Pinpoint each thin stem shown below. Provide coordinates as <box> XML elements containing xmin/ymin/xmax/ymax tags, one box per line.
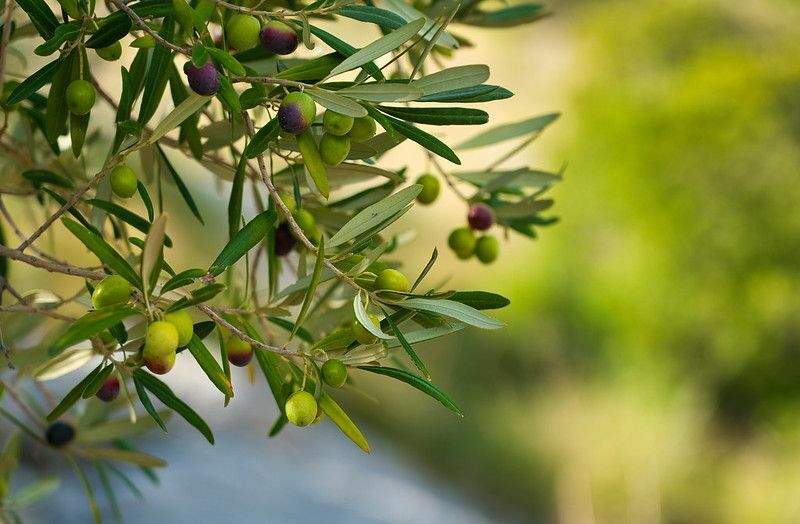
<box><xmin>109</xmin><ymin>0</ymin><xmax>191</xmax><ymax>56</ymax></box>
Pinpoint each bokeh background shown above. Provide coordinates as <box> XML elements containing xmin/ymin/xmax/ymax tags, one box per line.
<box><xmin>5</xmin><ymin>0</ymin><xmax>800</xmax><ymax>522</ymax></box>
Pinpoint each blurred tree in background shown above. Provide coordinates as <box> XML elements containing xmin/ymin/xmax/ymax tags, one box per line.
<box><xmin>353</xmin><ymin>1</ymin><xmax>800</xmax><ymax>522</ymax></box>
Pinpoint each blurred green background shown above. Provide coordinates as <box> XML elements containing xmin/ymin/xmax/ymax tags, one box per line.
<box><xmin>353</xmin><ymin>0</ymin><xmax>800</xmax><ymax>522</ymax></box>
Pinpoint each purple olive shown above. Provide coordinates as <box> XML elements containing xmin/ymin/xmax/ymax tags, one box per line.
<box><xmin>274</xmin><ymin>222</ymin><xmax>297</xmax><ymax>256</ymax></box>
<box><xmin>96</xmin><ymin>376</ymin><xmax>120</xmax><ymax>402</ymax></box>
<box><xmin>277</xmin><ymin>91</ymin><xmax>316</xmax><ymax>135</ymax></box>
<box><xmin>467</xmin><ymin>204</ymin><xmax>494</xmax><ymax>231</ymax></box>
<box><xmin>259</xmin><ymin>21</ymin><xmax>299</xmax><ymax>55</ymax></box>
<box><xmin>184</xmin><ymin>62</ymin><xmax>220</xmax><ymax>96</ymax></box>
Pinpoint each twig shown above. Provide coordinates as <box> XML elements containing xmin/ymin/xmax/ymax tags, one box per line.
<box><xmin>0</xmin><ymin>244</ymin><xmax>106</xmax><ymax>280</ymax></box>
<box><xmin>108</xmin><ymin>0</ymin><xmax>191</xmax><ymax>56</ymax></box>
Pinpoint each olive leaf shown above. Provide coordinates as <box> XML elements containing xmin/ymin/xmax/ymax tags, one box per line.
<box><xmin>148</xmin><ymin>94</ymin><xmax>211</xmax><ymax>145</ymax></box>
<box><xmin>141</xmin><ymin>214</ymin><xmax>168</xmax><ymax>298</ymax></box>
<box><xmin>187</xmin><ymin>335</ymin><xmax>232</xmax><ymax>397</ymax></box>
<box><xmin>353</xmin><ymin>293</ymin><xmax>392</xmax><ymax>340</ymax></box>
<box><xmin>291</xmin><ymin>237</ymin><xmax>325</xmax><ymax>340</ymax></box>
<box><xmin>327</xmin><ymin>18</ymin><xmax>426</xmax><ymax>77</ymax></box>
<box><xmin>358</xmin><ymin>365</ymin><xmax>463</xmax><ymax>416</ymax></box>
<box><xmin>380</xmin><ymin>305</ymin><xmax>430</xmax><ymax>379</ymax></box>
<box><xmin>208</xmin><ymin>209</ymin><xmax>277</xmax><ymax>276</ymax></box>
<box><xmin>448</xmin><ymin>291</ymin><xmax>511</xmax><ymax>310</ymax></box>
<box><xmin>306</xmin><ymin>87</ymin><xmax>368</xmax><ymax>118</ymax></box>
<box><xmin>61</xmin><ymin>217</ymin><xmax>142</xmax><ymax>288</ymax></box>
<box><xmin>49</xmin><ymin>307</ymin><xmax>141</xmax><ymax>357</ymax></box>
<box><xmin>318</xmin><ymin>393</ymin><xmax>370</xmax><ymax>453</ymax></box>
<box><xmin>456</xmin><ymin>112</ymin><xmax>561</xmax><ymax>149</ymax></box>
<box><xmin>398</xmin><ymin>298</ymin><xmax>505</xmax><ymax>329</ymax></box>
<box><xmin>411</xmin><ymin>65</ymin><xmax>490</xmax><ymax>96</ymax></box>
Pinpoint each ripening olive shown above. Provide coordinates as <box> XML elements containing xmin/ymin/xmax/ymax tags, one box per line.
<box><xmin>374</xmin><ymin>268</ymin><xmax>410</xmax><ymax>300</ymax></box>
<box><xmin>448</xmin><ymin>227</ymin><xmax>476</xmax><ymax>259</ymax></box>
<box><xmin>475</xmin><ymin>235</ymin><xmax>499</xmax><ymax>264</ymax></box>
<box><xmin>143</xmin><ymin>321</ymin><xmax>179</xmax><ymax>375</ymax></box>
<box><xmin>415</xmin><ymin>174</ymin><xmax>440</xmax><ymax>205</ymax></box>
<box><xmin>323</xmin><ymin>111</ymin><xmax>354</xmax><ymax>136</ymax></box>
<box><xmin>274</xmin><ymin>222</ymin><xmax>297</xmax><ymax>256</ymax></box>
<box><xmin>292</xmin><ymin>209</ymin><xmax>320</xmax><ymax>242</ymax></box>
<box><xmin>91</xmin><ymin>275</ymin><xmax>132</xmax><ymax>309</ymax></box>
<box><xmin>226</xmin><ymin>336</ymin><xmax>253</xmax><ymax>367</ymax></box>
<box><xmin>95</xmin><ymin>41</ymin><xmax>122</xmax><ymax>61</ymax></box>
<box><xmin>259</xmin><ymin>20</ymin><xmax>299</xmax><ymax>55</ymax></box>
<box><xmin>110</xmin><ymin>164</ymin><xmax>138</xmax><ymax>199</ymax></box>
<box><xmin>352</xmin><ymin>313</ymin><xmax>380</xmax><ymax>345</ymax></box>
<box><xmin>96</xmin><ymin>376</ymin><xmax>120</xmax><ymax>402</ymax></box>
<box><xmin>319</xmin><ymin>133</ymin><xmax>350</xmax><ymax>166</ymax></box>
<box><xmin>184</xmin><ymin>62</ymin><xmax>220</xmax><ymax>96</ymax></box>
<box><xmin>467</xmin><ymin>204</ymin><xmax>494</xmax><ymax>231</ymax></box>
<box><xmin>347</xmin><ymin>116</ymin><xmax>377</xmax><ymax>141</ymax></box>
<box><xmin>321</xmin><ymin>359</ymin><xmax>347</xmax><ymax>388</ymax></box>
<box><xmin>279</xmin><ymin>191</ymin><xmax>296</xmax><ymax>214</ymax></box>
<box><xmin>66</xmin><ymin>79</ymin><xmax>96</xmax><ymax>116</ymax></box>
<box><xmin>226</xmin><ymin>14</ymin><xmax>260</xmax><ymax>51</ymax></box>
<box><xmin>45</xmin><ymin>420</ymin><xmax>75</xmax><ymax>447</ymax></box>
<box><xmin>278</xmin><ymin>91</ymin><xmax>316</xmax><ymax>134</ymax></box>
<box><xmin>164</xmin><ymin>310</ymin><xmax>193</xmax><ymax>347</ymax></box>
<box><xmin>285</xmin><ymin>390</ymin><xmax>318</xmax><ymax>427</ymax></box>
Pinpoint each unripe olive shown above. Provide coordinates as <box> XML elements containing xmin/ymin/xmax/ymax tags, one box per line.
<box><xmin>274</xmin><ymin>222</ymin><xmax>297</xmax><ymax>256</ymax></box>
<box><xmin>467</xmin><ymin>204</ymin><xmax>494</xmax><ymax>231</ymax></box>
<box><xmin>164</xmin><ymin>310</ymin><xmax>193</xmax><ymax>347</ymax></box>
<box><xmin>415</xmin><ymin>174</ymin><xmax>440</xmax><ymax>205</ymax></box>
<box><xmin>352</xmin><ymin>313</ymin><xmax>380</xmax><ymax>345</ymax></box>
<box><xmin>279</xmin><ymin>191</ymin><xmax>296</xmax><ymax>214</ymax></box>
<box><xmin>323</xmin><ymin>110</ymin><xmax>354</xmax><ymax>136</ymax></box>
<box><xmin>347</xmin><ymin>116</ymin><xmax>377</xmax><ymax>141</ymax></box>
<box><xmin>292</xmin><ymin>209</ymin><xmax>320</xmax><ymax>242</ymax></box>
<box><xmin>321</xmin><ymin>359</ymin><xmax>347</xmax><ymax>388</ymax></box>
<box><xmin>96</xmin><ymin>376</ymin><xmax>120</xmax><ymax>402</ymax></box>
<box><xmin>95</xmin><ymin>41</ymin><xmax>122</xmax><ymax>61</ymax></box>
<box><xmin>110</xmin><ymin>164</ymin><xmax>138</xmax><ymax>199</ymax></box>
<box><xmin>374</xmin><ymin>268</ymin><xmax>410</xmax><ymax>300</ymax></box>
<box><xmin>45</xmin><ymin>420</ymin><xmax>75</xmax><ymax>447</ymax></box>
<box><xmin>66</xmin><ymin>79</ymin><xmax>96</xmax><ymax>116</ymax></box>
<box><xmin>143</xmin><ymin>321</ymin><xmax>179</xmax><ymax>375</ymax></box>
<box><xmin>130</xmin><ymin>34</ymin><xmax>156</xmax><ymax>48</ymax></box>
<box><xmin>91</xmin><ymin>275</ymin><xmax>132</xmax><ymax>309</ymax></box>
<box><xmin>226</xmin><ymin>14</ymin><xmax>260</xmax><ymax>51</ymax></box>
<box><xmin>319</xmin><ymin>133</ymin><xmax>350</xmax><ymax>166</ymax></box>
<box><xmin>278</xmin><ymin>91</ymin><xmax>316</xmax><ymax>134</ymax></box>
<box><xmin>448</xmin><ymin>227</ymin><xmax>476</xmax><ymax>259</ymax></box>
<box><xmin>259</xmin><ymin>20</ymin><xmax>299</xmax><ymax>55</ymax></box>
<box><xmin>475</xmin><ymin>235</ymin><xmax>499</xmax><ymax>264</ymax></box>
<box><xmin>184</xmin><ymin>62</ymin><xmax>220</xmax><ymax>96</ymax></box>
<box><xmin>98</xmin><ymin>330</ymin><xmax>117</xmax><ymax>347</ymax></box>
<box><xmin>285</xmin><ymin>391</ymin><xmax>318</xmax><ymax>427</ymax></box>
<box><xmin>226</xmin><ymin>336</ymin><xmax>253</xmax><ymax>367</ymax></box>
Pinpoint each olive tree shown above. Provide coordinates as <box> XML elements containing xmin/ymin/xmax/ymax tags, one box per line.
<box><xmin>0</xmin><ymin>0</ymin><xmax>559</xmax><ymax>519</ymax></box>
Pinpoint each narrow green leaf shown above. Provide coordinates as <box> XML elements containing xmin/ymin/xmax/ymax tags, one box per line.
<box><xmin>354</xmin><ymin>293</ymin><xmax>392</xmax><ymax>340</ymax></box>
<box><xmin>266</xmin><ymin>317</ymin><xmax>313</xmax><ymax>344</ymax></box>
<box><xmin>358</xmin><ymin>365</ymin><xmax>463</xmax><ymax>416</ymax></box>
<box><xmin>138</xmin><ymin>19</ymin><xmax>175</xmax><ymax>126</ymax></box>
<box><xmin>160</xmin><ymin>268</ymin><xmax>205</xmax><ymax>294</ymax></box>
<box><xmin>85</xmin><ymin>12</ymin><xmax>132</xmax><ymax>48</ymax></box>
<box><xmin>309</xmin><ymin>26</ymin><xmax>384</xmax><ymax>80</ymax></box>
<box><xmin>337</xmin><ymin>5</ymin><xmax>406</xmax><ymax>30</ymax></box>
<box><xmin>306</xmin><ymin>87</ymin><xmax>367</xmax><ymax>118</ymax></box>
<box><xmin>141</xmin><ymin>214</ymin><xmax>167</xmax><ymax>298</ymax></box>
<box><xmin>337</xmin><ymin>82</ymin><xmax>423</xmax><ymax>103</ymax></box>
<box><xmin>50</xmin><ymin>307</ymin><xmax>140</xmax><ymax>357</ymax></box>
<box><xmin>377</xmin><ymin>106</ymin><xmax>489</xmax><ymax>125</ymax></box>
<box><xmin>381</xmin><ymin>114</ymin><xmax>461</xmax><ymax>164</ymax></box>
<box><xmin>291</xmin><ymin>238</ymin><xmax>325</xmax><ymax>340</ymax></box>
<box><xmin>133</xmin><ymin>377</ymin><xmax>167</xmax><ymax>432</ymax></box>
<box><xmin>46</xmin><ymin>364</ymin><xmax>103</xmax><ymax>422</ymax></box>
<box><xmin>133</xmin><ymin>369</ymin><xmax>215</xmax><ymax>444</ymax></box>
<box><xmin>80</xmin><ymin>364</ymin><xmax>115</xmax><ymax>399</ymax></box>
<box><xmin>417</xmin><ymin>84</ymin><xmax>513</xmax><ymax>103</ymax></box>
<box><xmin>450</xmin><ymin>168</ymin><xmax>560</xmax><ymax>192</ymax></box>
<box><xmin>16</xmin><ymin>0</ymin><xmax>58</xmax><ymax>39</ymax></box>
<box><xmin>187</xmin><ymin>335</ymin><xmax>233</xmax><ymax>397</ymax></box>
<box><xmin>380</xmin><ymin>308</ymin><xmax>430</xmax><ymax>379</ymax></box>
<box><xmin>318</xmin><ymin>393</ymin><xmax>370</xmax><ymax>453</ymax></box>
<box><xmin>149</xmin><ymin>93</ymin><xmax>211</xmax><ymax>144</ymax></box>
<box><xmin>456</xmin><ymin>112</ymin><xmax>561</xmax><ymax>149</ymax></box>
<box><xmin>329</xmin><ymin>18</ymin><xmax>425</xmax><ymax>77</ymax></box>
<box><xmin>82</xmin><ymin>447</ymin><xmax>167</xmax><ymax>468</ymax></box>
<box><xmin>206</xmin><ymin>47</ymin><xmax>246</xmax><ymax>76</ymax></box>
<box><xmin>244</xmin><ymin>117</ymin><xmax>279</xmax><ymax>158</ymax></box>
<box><xmin>380</xmin><ymin>0</ymin><xmax>459</xmax><ymax>48</ymax></box>
<box><xmin>243</xmin><ymin>321</ymin><xmax>285</xmax><ymax>411</ymax></box>
<box><xmin>273</xmin><ymin>53</ymin><xmax>341</xmax><ymax>82</ymax></box>
<box><xmin>328</xmin><ymin>184</ymin><xmax>421</xmax><ymax>247</ymax></box>
<box><xmin>64</xmin><ymin>455</ymin><xmax>101</xmax><ymax>524</ymax></box>
<box><xmin>156</xmin><ymin>144</ymin><xmax>204</xmax><ymax>224</ymax></box>
<box><xmin>208</xmin><ymin>209</ymin><xmax>277</xmax><ymax>276</ymax></box>
<box><xmin>84</xmin><ymin>199</ymin><xmax>173</xmax><ymax>247</ymax></box>
<box><xmin>411</xmin><ymin>247</ymin><xmax>437</xmax><ymax>291</ymax></box>
<box><xmin>7</xmin><ymin>57</ymin><xmax>63</xmax><ymax>105</ymax></box>
<box><xmin>228</xmin><ymin>156</ymin><xmax>246</xmax><ymax>239</ymax></box>
<box><xmin>411</xmin><ymin>65</ymin><xmax>490</xmax><ymax>97</ymax></box>
<box><xmin>399</xmin><ymin>298</ymin><xmax>504</xmax><ymax>329</ymax></box>
<box><xmin>61</xmin><ymin>217</ymin><xmax>142</xmax><ymax>288</ymax></box>
<box><xmin>22</xmin><ymin>169</ymin><xmax>73</xmax><ymax>188</ymax></box>
<box><xmin>448</xmin><ymin>291</ymin><xmax>510</xmax><ymax>310</ymax></box>
<box><xmin>164</xmin><ymin>283</ymin><xmax>226</xmax><ymax>313</ymax></box>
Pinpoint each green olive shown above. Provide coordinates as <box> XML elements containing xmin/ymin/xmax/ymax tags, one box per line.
<box><xmin>285</xmin><ymin>391</ymin><xmax>318</xmax><ymax>427</ymax></box>
<box><xmin>279</xmin><ymin>191</ymin><xmax>296</xmax><ymax>214</ymax></box>
<box><xmin>374</xmin><ymin>268</ymin><xmax>410</xmax><ymax>300</ymax></box>
<box><xmin>65</xmin><ymin>79</ymin><xmax>96</xmax><ymax>116</ymax></box>
<box><xmin>143</xmin><ymin>321</ymin><xmax>179</xmax><ymax>375</ymax></box>
<box><xmin>448</xmin><ymin>227</ymin><xmax>476</xmax><ymax>259</ymax></box>
<box><xmin>110</xmin><ymin>164</ymin><xmax>138</xmax><ymax>199</ymax></box>
<box><xmin>321</xmin><ymin>359</ymin><xmax>348</xmax><ymax>388</ymax></box>
<box><xmin>475</xmin><ymin>235</ymin><xmax>499</xmax><ymax>264</ymax></box>
<box><xmin>291</xmin><ymin>209</ymin><xmax>320</xmax><ymax>243</ymax></box>
<box><xmin>91</xmin><ymin>275</ymin><xmax>132</xmax><ymax>309</ymax></box>
<box><xmin>347</xmin><ymin>116</ymin><xmax>377</xmax><ymax>141</ymax></box>
<box><xmin>226</xmin><ymin>14</ymin><xmax>261</xmax><ymax>51</ymax></box>
<box><xmin>95</xmin><ymin>42</ymin><xmax>122</xmax><ymax>61</ymax></box>
<box><xmin>319</xmin><ymin>133</ymin><xmax>350</xmax><ymax>166</ymax></box>
<box><xmin>415</xmin><ymin>174</ymin><xmax>440</xmax><ymax>205</ymax></box>
<box><xmin>352</xmin><ymin>313</ymin><xmax>380</xmax><ymax>345</ymax></box>
<box><xmin>323</xmin><ymin>110</ymin><xmax>354</xmax><ymax>136</ymax></box>
<box><xmin>164</xmin><ymin>310</ymin><xmax>193</xmax><ymax>347</ymax></box>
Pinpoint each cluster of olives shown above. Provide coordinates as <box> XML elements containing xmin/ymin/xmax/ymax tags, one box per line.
<box><xmin>184</xmin><ymin>17</ymin><xmax>298</xmax><ymax>97</ymax></box>
<box><xmin>448</xmin><ymin>204</ymin><xmax>500</xmax><ymax>264</ymax></box>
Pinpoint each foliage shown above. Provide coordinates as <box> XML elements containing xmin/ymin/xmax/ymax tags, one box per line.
<box><xmin>0</xmin><ymin>0</ymin><xmax>558</xmax><ymax>520</ymax></box>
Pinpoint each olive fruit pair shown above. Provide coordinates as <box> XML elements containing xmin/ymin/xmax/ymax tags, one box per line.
<box><xmin>110</xmin><ymin>164</ymin><xmax>138</xmax><ymax>199</ymax></box>
<box><xmin>322</xmin><ymin>112</ymin><xmax>376</xmax><ymax>141</ymax></box>
<box><xmin>142</xmin><ymin>311</ymin><xmax>193</xmax><ymax>375</ymax></box>
<box><xmin>448</xmin><ymin>228</ymin><xmax>499</xmax><ymax>263</ymax></box>
<box><xmin>91</xmin><ymin>275</ymin><xmax>132</xmax><ymax>309</ymax></box>
<box><xmin>45</xmin><ymin>420</ymin><xmax>76</xmax><ymax>447</ymax></box>
<box><xmin>285</xmin><ymin>390</ymin><xmax>317</xmax><ymax>427</ymax></box>
<box><xmin>415</xmin><ymin>174</ymin><xmax>440</xmax><ymax>205</ymax></box>
<box><xmin>374</xmin><ymin>269</ymin><xmax>410</xmax><ymax>300</ymax></box>
<box><xmin>225</xmin><ymin>336</ymin><xmax>253</xmax><ymax>367</ymax></box>
<box><xmin>185</xmin><ymin>62</ymin><xmax>220</xmax><ymax>96</ymax></box>
<box><xmin>66</xmin><ymin>79</ymin><xmax>96</xmax><ymax>116</ymax></box>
